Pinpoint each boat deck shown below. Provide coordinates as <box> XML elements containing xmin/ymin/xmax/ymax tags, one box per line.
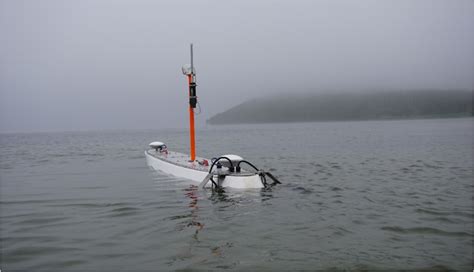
<box><xmin>146</xmin><ymin>149</ymin><xmax>210</xmax><ymax>172</ymax></box>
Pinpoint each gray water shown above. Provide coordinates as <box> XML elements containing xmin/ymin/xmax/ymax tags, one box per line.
<box><xmin>1</xmin><ymin>118</ymin><xmax>473</xmax><ymax>271</ymax></box>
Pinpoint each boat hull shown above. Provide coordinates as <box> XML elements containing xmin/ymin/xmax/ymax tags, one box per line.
<box><xmin>145</xmin><ymin>150</ymin><xmax>264</xmax><ymax>189</ymax></box>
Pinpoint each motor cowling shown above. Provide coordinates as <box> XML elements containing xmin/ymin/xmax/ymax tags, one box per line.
<box><xmin>218</xmin><ymin>154</ymin><xmax>244</xmax><ymax>168</ymax></box>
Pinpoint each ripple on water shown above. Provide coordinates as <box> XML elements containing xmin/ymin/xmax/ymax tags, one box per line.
<box><xmin>15</xmin><ymin>217</ymin><xmax>68</xmax><ymax>226</ymax></box>
<box><xmin>291</xmin><ymin>186</ymin><xmax>313</xmax><ymax>194</ymax></box>
<box><xmin>5</xmin><ymin>246</ymin><xmax>83</xmax><ymax>263</ymax></box>
<box><xmin>415</xmin><ymin>208</ymin><xmax>474</xmax><ymax>219</ymax></box>
<box><xmin>381</xmin><ymin>226</ymin><xmax>473</xmax><ymax>237</ymax></box>
<box><xmin>107</xmin><ymin>207</ymin><xmax>141</xmax><ymax>217</ymax></box>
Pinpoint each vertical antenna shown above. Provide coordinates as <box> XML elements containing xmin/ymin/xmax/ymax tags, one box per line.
<box><xmin>190</xmin><ymin>43</ymin><xmax>194</xmax><ymax>75</ymax></box>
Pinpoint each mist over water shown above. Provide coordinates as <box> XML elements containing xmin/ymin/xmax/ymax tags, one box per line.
<box><xmin>1</xmin><ymin>0</ymin><xmax>474</xmax><ymax>132</ymax></box>
<box><xmin>1</xmin><ymin>118</ymin><xmax>472</xmax><ymax>270</ymax></box>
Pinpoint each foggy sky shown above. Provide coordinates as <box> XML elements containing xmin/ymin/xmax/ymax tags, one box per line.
<box><xmin>1</xmin><ymin>0</ymin><xmax>473</xmax><ymax>133</ymax></box>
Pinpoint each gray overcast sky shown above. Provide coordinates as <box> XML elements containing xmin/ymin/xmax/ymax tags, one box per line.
<box><xmin>1</xmin><ymin>0</ymin><xmax>473</xmax><ymax>132</ymax></box>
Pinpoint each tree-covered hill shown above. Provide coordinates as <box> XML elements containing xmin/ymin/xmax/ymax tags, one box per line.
<box><xmin>207</xmin><ymin>90</ymin><xmax>473</xmax><ymax>125</ymax></box>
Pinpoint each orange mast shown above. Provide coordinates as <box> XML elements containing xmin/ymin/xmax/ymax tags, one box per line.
<box><xmin>185</xmin><ymin>44</ymin><xmax>197</xmax><ymax>161</ymax></box>
<box><xmin>188</xmin><ymin>75</ymin><xmax>196</xmax><ymax>161</ymax></box>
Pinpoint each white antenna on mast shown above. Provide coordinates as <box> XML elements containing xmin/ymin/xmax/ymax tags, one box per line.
<box><xmin>182</xmin><ymin>43</ymin><xmax>196</xmax><ymax>76</ymax></box>
<box><xmin>190</xmin><ymin>43</ymin><xmax>194</xmax><ymax>74</ymax></box>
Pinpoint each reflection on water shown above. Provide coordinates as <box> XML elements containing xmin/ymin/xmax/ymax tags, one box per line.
<box><xmin>183</xmin><ymin>185</ymin><xmax>204</xmax><ymax>238</ymax></box>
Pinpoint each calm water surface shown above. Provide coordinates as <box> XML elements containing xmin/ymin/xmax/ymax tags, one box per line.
<box><xmin>1</xmin><ymin>118</ymin><xmax>473</xmax><ymax>271</ymax></box>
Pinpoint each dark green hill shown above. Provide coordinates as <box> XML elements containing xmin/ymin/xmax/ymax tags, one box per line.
<box><xmin>207</xmin><ymin>90</ymin><xmax>473</xmax><ymax>125</ymax></box>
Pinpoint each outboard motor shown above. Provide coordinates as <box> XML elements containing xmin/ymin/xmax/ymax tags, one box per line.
<box><xmin>201</xmin><ymin>154</ymin><xmax>281</xmax><ymax>190</ymax></box>
<box><xmin>215</xmin><ymin>154</ymin><xmax>243</xmax><ymax>172</ymax></box>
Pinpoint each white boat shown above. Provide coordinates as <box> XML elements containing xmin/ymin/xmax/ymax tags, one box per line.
<box><xmin>145</xmin><ymin>150</ymin><xmax>266</xmax><ymax>189</ymax></box>
<box><xmin>146</xmin><ymin>44</ymin><xmax>280</xmax><ymax>190</ymax></box>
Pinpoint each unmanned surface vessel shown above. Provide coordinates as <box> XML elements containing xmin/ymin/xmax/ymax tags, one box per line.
<box><xmin>145</xmin><ymin>45</ymin><xmax>280</xmax><ymax>189</ymax></box>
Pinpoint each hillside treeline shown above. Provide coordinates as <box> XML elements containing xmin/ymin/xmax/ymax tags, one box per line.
<box><xmin>207</xmin><ymin>90</ymin><xmax>473</xmax><ymax>125</ymax></box>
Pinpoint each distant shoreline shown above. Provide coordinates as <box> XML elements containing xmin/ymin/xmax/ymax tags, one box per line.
<box><xmin>206</xmin><ymin>114</ymin><xmax>473</xmax><ymax>126</ymax></box>
<box><xmin>207</xmin><ymin>90</ymin><xmax>473</xmax><ymax>125</ymax></box>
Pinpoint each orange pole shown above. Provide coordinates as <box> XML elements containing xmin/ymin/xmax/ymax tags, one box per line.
<box><xmin>188</xmin><ymin>74</ymin><xmax>196</xmax><ymax>161</ymax></box>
